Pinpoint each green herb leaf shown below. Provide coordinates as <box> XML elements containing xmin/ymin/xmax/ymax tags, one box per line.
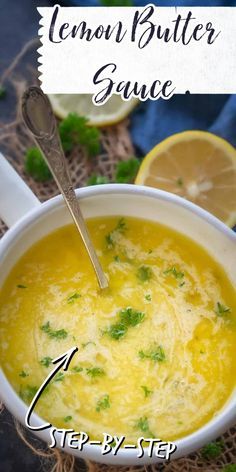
<box><xmin>40</xmin><ymin>321</ymin><xmax>68</xmax><ymax>340</ymax></box>
<box><xmin>25</xmin><ymin>147</ymin><xmax>52</xmax><ymax>182</ymax></box>
<box><xmin>137</xmin><ymin>265</ymin><xmax>153</xmax><ymax>282</ymax></box>
<box><xmin>139</xmin><ymin>345</ymin><xmax>165</xmax><ymax>362</ymax></box>
<box><xmin>141</xmin><ymin>386</ymin><xmax>153</xmax><ymax>398</ymax></box>
<box><xmin>96</xmin><ymin>394</ymin><xmax>110</xmax><ymax>412</ymax></box>
<box><xmin>164</xmin><ymin>266</ymin><xmax>184</xmax><ymax>280</ymax></box>
<box><xmin>145</xmin><ymin>294</ymin><xmax>152</xmax><ymax>301</ymax></box>
<box><xmin>106</xmin><ymin>322</ymin><xmax>128</xmax><ymax>340</ymax></box>
<box><xmin>215</xmin><ymin>302</ymin><xmax>231</xmax><ymax>317</ymax></box>
<box><xmin>0</xmin><ymin>86</ymin><xmax>6</xmax><ymax>99</ymax></box>
<box><xmin>119</xmin><ymin>307</ymin><xmax>145</xmax><ymax>327</ymax></box>
<box><xmin>105</xmin><ymin>218</ymin><xmax>127</xmax><ymax>248</ymax></box>
<box><xmin>136</xmin><ymin>416</ymin><xmax>149</xmax><ymax>432</ymax></box>
<box><xmin>86</xmin><ymin>367</ymin><xmax>105</xmax><ymax>378</ymax></box>
<box><xmin>201</xmin><ymin>441</ymin><xmax>224</xmax><ymax>459</ymax></box>
<box><xmin>17</xmin><ymin>284</ymin><xmax>27</xmax><ymax>289</ymax></box>
<box><xmin>87</xmin><ymin>175</ymin><xmax>109</xmax><ymax>186</ymax></box>
<box><xmin>67</xmin><ymin>292</ymin><xmax>81</xmax><ymax>304</ymax></box>
<box><xmin>19</xmin><ymin>385</ymin><xmax>38</xmax><ymax>403</ymax></box>
<box><xmin>72</xmin><ymin>365</ymin><xmax>83</xmax><ymax>373</ymax></box>
<box><xmin>19</xmin><ymin>370</ymin><xmax>29</xmax><ymax>378</ymax></box>
<box><xmin>106</xmin><ymin>306</ymin><xmax>145</xmax><ymax>340</ymax></box>
<box><xmin>64</xmin><ymin>415</ymin><xmax>72</xmax><ymax>422</ymax></box>
<box><xmin>135</xmin><ymin>416</ymin><xmax>154</xmax><ymax>437</ymax></box>
<box><xmin>59</xmin><ymin>113</ymin><xmax>100</xmax><ymax>156</ymax></box>
<box><xmin>40</xmin><ymin>357</ymin><xmax>53</xmax><ymax>368</ymax></box>
<box><xmin>115</xmin><ymin>158</ymin><xmax>140</xmax><ymax>183</ymax></box>
<box><xmin>54</xmin><ymin>372</ymin><xmax>65</xmax><ymax>382</ymax></box>
<box><xmin>114</xmin><ymin>255</ymin><xmax>121</xmax><ymax>262</ymax></box>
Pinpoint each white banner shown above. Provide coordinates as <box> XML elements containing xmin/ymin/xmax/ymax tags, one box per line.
<box><xmin>38</xmin><ymin>5</ymin><xmax>236</xmax><ymax>104</ymax></box>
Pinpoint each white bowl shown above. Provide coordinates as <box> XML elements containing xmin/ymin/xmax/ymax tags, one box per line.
<box><xmin>0</xmin><ymin>157</ymin><xmax>235</xmax><ymax>465</ymax></box>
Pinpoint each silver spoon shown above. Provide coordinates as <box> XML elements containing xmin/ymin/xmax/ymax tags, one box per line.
<box><xmin>21</xmin><ymin>86</ymin><xmax>108</xmax><ymax>290</ymax></box>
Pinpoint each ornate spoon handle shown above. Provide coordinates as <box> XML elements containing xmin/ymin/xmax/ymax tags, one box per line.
<box><xmin>22</xmin><ymin>86</ymin><xmax>108</xmax><ymax>290</ymax></box>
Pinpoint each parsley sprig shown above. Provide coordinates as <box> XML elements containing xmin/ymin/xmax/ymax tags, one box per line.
<box><xmin>25</xmin><ymin>148</ymin><xmax>52</xmax><ymax>182</ymax></box>
<box><xmin>139</xmin><ymin>345</ymin><xmax>166</xmax><ymax>362</ymax></box>
<box><xmin>96</xmin><ymin>394</ymin><xmax>110</xmax><ymax>412</ymax></box>
<box><xmin>137</xmin><ymin>265</ymin><xmax>153</xmax><ymax>282</ymax></box>
<box><xmin>135</xmin><ymin>416</ymin><xmax>154</xmax><ymax>437</ymax></box>
<box><xmin>86</xmin><ymin>367</ymin><xmax>105</xmax><ymax>378</ymax></box>
<box><xmin>201</xmin><ymin>440</ymin><xmax>224</xmax><ymax>459</ymax></box>
<box><xmin>106</xmin><ymin>307</ymin><xmax>145</xmax><ymax>340</ymax></box>
<box><xmin>40</xmin><ymin>321</ymin><xmax>68</xmax><ymax>340</ymax></box>
<box><xmin>59</xmin><ymin>113</ymin><xmax>100</xmax><ymax>156</ymax></box>
<box><xmin>115</xmin><ymin>158</ymin><xmax>140</xmax><ymax>183</ymax></box>
<box><xmin>40</xmin><ymin>357</ymin><xmax>53</xmax><ymax>368</ymax></box>
<box><xmin>105</xmin><ymin>218</ymin><xmax>127</xmax><ymax>248</ymax></box>
<box><xmin>67</xmin><ymin>292</ymin><xmax>81</xmax><ymax>304</ymax></box>
<box><xmin>141</xmin><ymin>385</ymin><xmax>153</xmax><ymax>398</ymax></box>
<box><xmin>164</xmin><ymin>266</ymin><xmax>184</xmax><ymax>280</ymax></box>
<box><xmin>215</xmin><ymin>302</ymin><xmax>231</xmax><ymax>317</ymax></box>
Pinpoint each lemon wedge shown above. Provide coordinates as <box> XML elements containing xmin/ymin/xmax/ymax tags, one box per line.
<box><xmin>48</xmin><ymin>94</ymin><xmax>138</xmax><ymax>127</ymax></box>
<box><xmin>135</xmin><ymin>130</ymin><xmax>236</xmax><ymax>227</ymax></box>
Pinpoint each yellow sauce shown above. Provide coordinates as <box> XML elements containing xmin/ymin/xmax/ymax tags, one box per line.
<box><xmin>0</xmin><ymin>217</ymin><xmax>235</xmax><ymax>442</ymax></box>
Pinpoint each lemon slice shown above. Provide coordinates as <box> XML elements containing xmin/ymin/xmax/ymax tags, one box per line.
<box><xmin>135</xmin><ymin>130</ymin><xmax>236</xmax><ymax>227</ymax></box>
<box><xmin>48</xmin><ymin>94</ymin><xmax>138</xmax><ymax>127</ymax></box>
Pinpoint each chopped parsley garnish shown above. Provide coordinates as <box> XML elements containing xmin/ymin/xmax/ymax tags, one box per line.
<box><xmin>139</xmin><ymin>345</ymin><xmax>166</xmax><ymax>362</ymax></box>
<box><xmin>64</xmin><ymin>415</ymin><xmax>72</xmax><ymax>422</ymax></box>
<box><xmin>72</xmin><ymin>365</ymin><xmax>83</xmax><ymax>373</ymax></box>
<box><xmin>135</xmin><ymin>416</ymin><xmax>154</xmax><ymax>437</ymax></box>
<box><xmin>87</xmin><ymin>174</ymin><xmax>109</xmax><ymax>186</ymax></box>
<box><xmin>17</xmin><ymin>284</ymin><xmax>27</xmax><ymax>289</ymax></box>
<box><xmin>59</xmin><ymin>113</ymin><xmax>100</xmax><ymax>156</ymax></box>
<box><xmin>105</xmin><ymin>218</ymin><xmax>127</xmax><ymax>248</ymax></box>
<box><xmin>25</xmin><ymin>147</ymin><xmax>52</xmax><ymax>182</ymax></box>
<box><xmin>120</xmin><ymin>307</ymin><xmax>145</xmax><ymax>327</ymax></box>
<box><xmin>19</xmin><ymin>385</ymin><xmax>38</xmax><ymax>402</ymax></box>
<box><xmin>145</xmin><ymin>294</ymin><xmax>152</xmax><ymax>301</ymax></box>
<box><xmin>106</xmin><ymin>322</ymin><xmax>128</xmax><ymax>340</ymax></box>
<box><xmin>54</xmin><ymin>372</ymin><xmax>65</xmax><ymax>382</ymax></box>
<box><xmin>96</xmin><ymin>394</ymin><xmax>110</xmax><ymax>412</ymax></box>
<box><xmin>164</xmin><ymin>266</ymin><xmax>184</xmax><ymax>280</ymax></box>
<box><xmin>19</xmin><ymin>370</ymin><xmax>29</xmax><ymax>378</ymax></box>
<box><xmin>114</xmin><ymin>255</ymin><xmax>121</xmax><ymax>262</ymax></box>
<box><xmin>136</xmin><ymin>416</ymin><xmax>150</xmax><ymax>432</ymax></box>
<box><xmin>137</xmin><ymin>265</ymin><xmax>153</xmax><ymax>282</ymax></box>
<box><xmin>215</xmin><ymin>302</ymin><xmax>231</xmax><ymax>317</ymax></box>
<box><xmin>86</xmin><ymin>367</ymin><xmax>105</xmax><ymax>378</ymax></box>
<box><xmin>106</xmin><ymin>307</ymin><xmax>145</xmax><ymax>340</ymax></box>
<box><xmin>40</xmin><ymin>357</ymin><xmax>53</xmax><ymax>368</ymax></box>
<box><xmin>115</xmin><ymin>158</ymin><xmax>140</xmax><ymax>183</ymax></box>
<box><xmin>40</xmin><ymin>321</ymin><xmax>68</xmax><ymax>340</ymax></box>
<box><xmin>67</xmin><ymin>292</ymin><xmax>81</xmax><ymax>304</ymax></box>
<box><xmin>201</xmin><ymin>440</ymin><xmax>224</xmax><ymax>459</ymax></box>
<box><xmin>141</xmin><ymin>386</ymin><xmax>153</xmax><ymax>398</ymax></box>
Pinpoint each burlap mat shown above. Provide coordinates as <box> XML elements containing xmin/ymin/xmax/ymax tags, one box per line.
<box><xmin>0</xmin><ymin>39</ymin><xmax>235</xmax><ymax>472</ymax></box>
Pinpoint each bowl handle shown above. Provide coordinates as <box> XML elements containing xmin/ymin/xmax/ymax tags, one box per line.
<box><xmin>0</xmin><ymin>152</ymin><xmax>40</xmax><ymax>228</ymax></box>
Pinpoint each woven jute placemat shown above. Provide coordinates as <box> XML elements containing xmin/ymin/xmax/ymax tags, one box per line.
<box><xmin>0</xmin><ymin>40</ymin><xmax>235</xmax><ymax>472</ymax></box>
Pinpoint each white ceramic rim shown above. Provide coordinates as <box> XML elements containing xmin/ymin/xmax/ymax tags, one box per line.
<box><xmin>0</xmin><ymin>183</ymin><xmax>235</xmax><ymax>465</ymax></box>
